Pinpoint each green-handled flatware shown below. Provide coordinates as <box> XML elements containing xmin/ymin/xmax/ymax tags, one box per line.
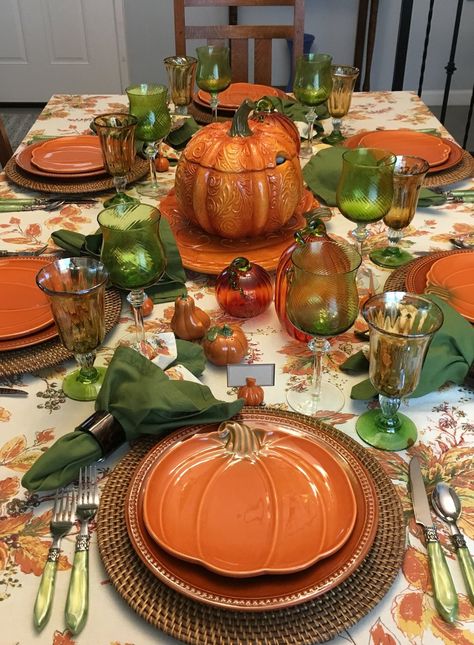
<box><xmin>432</xmin><ymin>482</ymin><xmax>474</xmax><ymax>604</ymax></box>
<box><xmin>34</xmin><ymin>488</ymin><xmax>75</xmax><ymax>630</ymax></box>
<box><xmin>65</xmin><ymin>465</ymin><xmax>99</xmax><ymax>635</ymax></box>
<box><xmin>409</xmin><ymin>457</ymin><xmax>458</xmax><ymax>623</ymax></box>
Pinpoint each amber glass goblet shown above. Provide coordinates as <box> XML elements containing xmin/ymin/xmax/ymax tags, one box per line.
<box><xmin>93</xmin><ymin>113</ymin><xmax>139</xmax><ymax>208</ymax></box>
<box><xmin>356</xmin><ymin>292</ymin><xmax>443</xmax><ymax>450</ymax></box>
<box><xmin>322</xmin><ymin>65</ymin><xmax>359</xmax><ymax>145</ymax></box>
<box><xmin>126</xmin><ymin>83</ymin><xmax>171</xmax><ymax>198</ymax></box>
<box><xmin>98</xmin><ymin>203</ymin><xmax>166</xmax><ymax>355</ymax></box>
<box><xmin>196</xmin><ymin>45</ymin><xmax>231</xmax><ymax>122</ymax></box>
<box><xmin>285</xmin><ymin>239</ymin><xmax>361</xmax><ymax>416</ymax></box>
<box><xmin>36</xmin><ymin>258</ymin><xmax>109</xmax><ymax>401</ymax></box>
<box><xmin>370</xmin><ymin>155</ymin><xmax>429</xmax><ymax>268</ymax></box>
<box><xmin>164</xmin><ymin>55</ymin><xmax>197</xmax><ymax>116</ymax></box>
<box><xmin>293</xmin><ymin>53</ymin><xmax>333</xmax><ymax>158</ymax></box>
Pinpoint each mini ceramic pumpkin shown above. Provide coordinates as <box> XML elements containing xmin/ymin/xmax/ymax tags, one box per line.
<box><xmin>202</xmin><ymin>323</ymin><xmax>248</xmax><ymax>366</ymax></box>
<box><xmin>170</xmin><ymin>295</ymin><xmax>210</xmax><ymax>340</ymax></box>
<box><xmin>175</xmin><ymin>99</ymin><xmax>303</xmax><ymax>239</ymax></box>
<box><xmin>215</xmin><ymin>256</ymin><xmax>273</xmax><ymax>318</ymax></box>
<box><xmin>237</xmin><ymin>377</ymin><xmax>264</xmax><ymax>405</ymax></box>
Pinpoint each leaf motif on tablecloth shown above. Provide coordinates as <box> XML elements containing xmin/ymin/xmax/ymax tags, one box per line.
<box><xmin>0</xmin><ymin>407</ymin><xmax>11</xmax><ymax>423</ymax></box>
<box><xmin>0</xmin><ymin>513</ymin><xmax>32</xmax><ymax>538</ymax></box>
<box><xmin>22</xmin><ymin>510</ymin><xmax>51</xmax><ymax>537</ymax></box>
<box><xmin>52</xmin><ymin>630</ymin><xmax>76</xmax><ymax>645</ymax></box>
<box><xmin>0</xmin><ymin>434</ymin><xmax>45</xmax><ymax>473</ymax></box>
<box><xmin>14</xmin><ymin>534</ymin><xmax>70</xmax><ymax>575</ymax></box>
<box><xmin>368</xmin><ymin>618</ymin><xmax>398</xmax><ymax>645</ymax></box>
<box><xmin>430</xmin><ymin>599</ymin><xmax>474</xmax><ymax>644</ymax></box>
<box><xmin>392</xmin><ymin>590</ymin><xmax>429</xmax><ymax>640</ymax></box>
<box><xmin>0</xmin><ymin>476</ymin><xmax>20</xmax><ymax>504</ymax></box>
<box><xmin>402</xmin><ymin>546</ymin><xmax>430</xmax><ymax>592</ymax></box>
<box><xmin>24</xmin><ymin>223</ymin><xmax>41</xmax><ymax>238</ymax></box>
<box><xmin>35</xmin><ymin>429</ymin><xmax>55</xmax><ymax>445</ymax></box>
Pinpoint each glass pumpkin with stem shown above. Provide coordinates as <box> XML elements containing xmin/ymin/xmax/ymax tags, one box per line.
<box><xmin>195</xmin><ymin>45</ymin><xmax>231</xmax><ymax>122</ymax></box>
<box><xmin>356</xmin><ymin>292</ymin><xmax>443</xmax><ymax>450</ymax></box>
<box><xmin>293</xmin><ymin>53</ymin><xmax>333</xmax><ymax>158</ymax></box>
<box><xmin>126</xmin><ymin>83</ymin><xmax>171</xmax><ymax>198</ymax></box>
<box><xmin>370</xmin><ymin>155</ymin><xmax>430</xmax><ymax>268</ymax></box>
<box><xmin>215</xmin><ymin>257</ymin><xmax>273</xmax><ymax>319</ymax></box>
<box><xmin>285</xmin><ymin>238</ymin><xmax>361</xmax><ymax>416</ymax></box>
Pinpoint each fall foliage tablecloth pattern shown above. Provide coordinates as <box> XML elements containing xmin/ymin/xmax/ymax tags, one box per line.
<box><xmin>0</xmin><ymin>92</ymin><xmax>472</xmax><ymax>645</ymax></box>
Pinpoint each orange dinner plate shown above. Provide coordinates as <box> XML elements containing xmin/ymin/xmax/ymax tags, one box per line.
<box><xmin>357</xmin><ymin>130</ymin><xmax>452</xmax><ymax>167</ymax></box>
<box><xmin>125</xmin><ymin>409</ymin><xmax>379</xmax><ymax>611</ymax></box>
<box><xmin>0</xmin><ymin>258</ymin><xmax>54</xmax><ymax>340</ymax></box>
<box><xmin>30</xmin><ymin>135</ymin><xmax>104</xmax><ymax>173</ymax></box>
<box><xmin>16</xmin><ymin>141</ymin><xmax>107</xmax><ymax>180</ymax></box>
<box><xmin>425</xmin><ymin>253</ymin><xmax>474</xmax><ymax>321</ymax></box>
<box><xmin>198</xmin><ymin>82</ymin><xmax>281</xmax><ymax>110</ymax></box>
<box><xmin>343</xmin><ymin>132</ymin><xmax>463</xmax><ymax>175</ymax></box>
<box><xmin>142</xmin><ymin>423</ymin><xmax>357</xmax><ymax>577</ymax></box>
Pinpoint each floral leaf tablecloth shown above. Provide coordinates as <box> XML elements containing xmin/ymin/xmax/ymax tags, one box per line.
<box><xmin>0</xmin><ymin>92</ymin><xmax>473</xmax><ymax>644</ymax></box>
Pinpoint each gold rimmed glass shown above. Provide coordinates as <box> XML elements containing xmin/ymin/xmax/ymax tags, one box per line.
<box><xmin>164</xmin><ymin>55</ymin><xmax>197</xmax><ymax>116</ymax></box>
<box><xmin>322</xmin><ymin>65</ymin><xmax>359</xmax><ymax>145</ymax></box>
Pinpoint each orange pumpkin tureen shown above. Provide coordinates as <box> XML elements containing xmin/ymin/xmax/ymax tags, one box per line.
<box><xmin>174</xmin><ymin>99</ymin><xmax>304</xmax><ymax>239</ymax></box>
<box><xmin>143</xmin><ymin>420</ymin><xmax>357</xmax><ymax>577</ymax></box>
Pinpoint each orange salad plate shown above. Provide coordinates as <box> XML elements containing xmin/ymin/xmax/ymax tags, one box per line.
<box><xmin>197</xmin><ymin>82</ymin><xmax>281</xmax><ymax>110</ymax></box>
<box><xmin>424</xmin><ymin>252</ymin><xmax>474</xmax><ymax>321</ymax></box>
<box><xmin>159</xmin><ymin>189</ymin><xmax>317</xmax><ymax>274</ymax></box>
<box><xmin>343</xmin><ymin>131</ymin><xmax>463</xmax><ymax>175</ymax></box>
<box><xmin>16</xmin><ymin>141</ymin><xmax>107</xmax><ymax>180</ymax></box>
<box><xmin>142</xmin><ymin>423</ymin><xmax>357</xmax><ymax>577</ymax></box>
<box><xmin>358</xmin><ymin>130</ymin><xmax>451</xmax><ymax>167</ymax></box>
<box><xmin>0</xmin><ymin>257</ymin><xmax>54</xmax><ymax>340</ymax></box>
<box><xmin>30</xmin><ymin>135</ymin><xmax>104</xmax><ymax>174</ymax></box>
<box><xmin>125</xmin><ymin>409</ymin><xmax>379</xmax><ymax>611</ymax></box>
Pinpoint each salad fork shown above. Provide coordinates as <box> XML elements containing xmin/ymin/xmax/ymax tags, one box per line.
<box><xmin>65</xmin><ymin>465</ymin><xmax>99</xmax><ymax>635</ymax></box>
<box><xmin>34</xmin><ymin>487</ymin><xmax>75</xmax><ymax>630</ymax></box>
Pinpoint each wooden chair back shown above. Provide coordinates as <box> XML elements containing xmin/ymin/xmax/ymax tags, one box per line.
<box><xmin>173</xmin><ymin>0</ymin><xmax>305</xmax><ymax>86</ymax></box>
<box><xmin>0</xmin><ymin>115</ymin><xmax>13</xmax><ymax>168</ymax></box>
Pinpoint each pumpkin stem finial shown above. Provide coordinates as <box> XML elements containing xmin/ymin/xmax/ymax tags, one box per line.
<box><xmin>229</xmin><ymin>100</ymin><xmax>256</xmax><ymax>138</ymax></box>
<box><xmin>295</xmin><ymin>210</ymin><xmax>330</xmax><ymax>245</ymax></box>
<box><xmin>218</xmin><ymin>421</ymin><xmax>263</xmax><ymax>459</ymax></box>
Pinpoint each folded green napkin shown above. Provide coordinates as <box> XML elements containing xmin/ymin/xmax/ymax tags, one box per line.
<box><xmin>303</xmin><ymin>146</ymin><xmax>345</xmax><ymax>206</ymax></box>
<box><xmin>418</xmin><ymin>188</ymin><xmax>448</xmax><ymax>207</ymax></box>
<box><xmin>341</xmin><ymin>295</ymin><xmax>474</xmax><ymax>400</ymax></box>
<box><xmin>51</xmin><ymin>217</ymin><xmax>187</xmax><ymax>303</ymax></box>
<box><xmin>22</xmin><ymin>345</ymin><xmax>244</xmax><ymax>491</ymax></box>
<box><xmin>260</xmin><ymin>96</ymin><xmax>328</xmax><ymax>136</ymax></box>
<box><xmin>165</xmin><ymin>117</ymin><xmax>200</xmax><ymax>149</ymax></box>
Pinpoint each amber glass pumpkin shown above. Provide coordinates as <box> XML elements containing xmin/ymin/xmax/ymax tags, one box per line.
<box><xmin>237</xmin><ymin>377</ymin><xmax>264</xmax><ymax>406</ymax></box>
<box><xmin>274</xmin><ymin>210</ymin><xmax>333</xmax><ymax>342</ymax></box>
<box><xmin>202</xmin><ymin>323</ymin><xmax>248</xmax><ymax>366</ymax></box>
<box><xmin>170</xmin><ymin>295</ymin><xmax>210</xmax><ymax>340</ymax></box>
<box><xmin>215</xmin><ymin>256</ymin><xmax>273</xmax><ymax>318</ymax></box>
<box><xmin>175</xmin><ymin>99</ymin><xmax>303</xmax><ymax>239</ymax></box>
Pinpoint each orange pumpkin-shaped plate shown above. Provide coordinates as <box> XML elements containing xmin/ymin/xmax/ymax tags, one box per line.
<box><xmin>143</xmin><ymin>420</ymin><xmax>357</xmax><ymax>577</ymax></box>
<box><xmin>425</xmin><ymin>252</ymin><xmax>474</xmax><ymax>321</ymax></box>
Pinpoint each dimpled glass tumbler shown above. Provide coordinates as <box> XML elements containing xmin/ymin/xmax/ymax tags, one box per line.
<box><xmin>356</xmin><ymin>292</ymin><xmax>444</xmax><ymax>451</ymax></box>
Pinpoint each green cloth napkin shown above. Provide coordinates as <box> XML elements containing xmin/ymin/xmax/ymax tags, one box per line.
<box><xmin>165</xmin><ymin>117</ymin><xmax>200</xmax><ymax>149</ymax></box>
<box><xmin>260</xmin><ymin>96</ymin><xmax>328</xmax><ymax>136</ymax></box>
<box><xmin>22</xmin><ymin>345</ymin><xmax>244</xmax><ymax>491</ymax></box>
<box><xmin>303</xmin><ymin>146</ymin><xmax>345</xmax><ymax>206</ymax></box>
<box><xmin>51</xmin><ymin>217</ymin><xmax>187</xmax><ymax>303</ymax></box>
<box><xmin>341</xmin><ymin>295</ymin><xmax>474</xmax><ymax>400</ymax></box>
<box><xmin>418</xmin><ymin>188</ymin><xmax>448</xmax><ymax>207</ymax></box>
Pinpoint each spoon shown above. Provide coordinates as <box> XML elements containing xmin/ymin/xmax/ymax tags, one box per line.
<box><xmin>432</xmin><ymin>482</ymin><xmax>474</xmax><ymax>604</ymax></box>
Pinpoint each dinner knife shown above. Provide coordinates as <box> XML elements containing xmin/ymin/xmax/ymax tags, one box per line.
<box><xmin>0</xmin><ymin>387</ymin><xmax>28</xmax><ymax>397</ymax></box>
<box><xmin>409</xmin><ymin>457</ymin><xmax>458</xmax><ymax>623</ymax></box>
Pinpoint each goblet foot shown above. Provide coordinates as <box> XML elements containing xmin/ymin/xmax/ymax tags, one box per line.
<box><xmin>286</xmin><ymin>382</ymin><xmax>345</xmax><ymax>417</ymax></box>
<box><xmin>321</xmin><ymin>129</ymin><xmax>345</xmax><ymax>145</ymax></box>
<box><xmin>103</xmin><ymin>192</ymin><xmax>139</xmax><ymax>208</ymax></box>
<box><xmin>62</xmin><ymin>366</ymin><xmax>107</xmax><ymax>401</ymax></box>
<box><xmin>370</xmin><ymin>245</ymin><xmax>414</xmax><ymax>268</ymax></box>
<box><xmin>356</xmin><ymin>408</ymin><xmax>417</xmax><ymax>451</ymax></box>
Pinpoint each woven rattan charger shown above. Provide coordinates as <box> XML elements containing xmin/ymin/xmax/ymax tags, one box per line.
<box><xmin>97</xmin><ymin>409</ymin><xmax>405</xmax><ymax>645</ymax></box>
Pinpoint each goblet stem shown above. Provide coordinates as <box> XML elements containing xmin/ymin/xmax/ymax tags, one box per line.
<box><xmin>387</xmin><ymin>227</ymin><xmax>403</xmax><ymax>249</ymax></box>
<box><xmin>332</xmin><ymin>117</ymin><xmax>342</xmax><ymax>137</ymax></box>
<box><xmin>352</xmin><ymin>223</ymin><xmax>368</xmax><ymax>257</ymax></box>
<box><xmin>175</xmin><ymin>105</ymin><xmax>188</xmax><ymax>116</ymax></box>
<box><xmin>378</xmin><ymin>394</ymin><xmax>402</xmax><ymax>432</ymax></box>
<box><xmin>308</xmin><ymin>337</ymin><xmax>331</xmax><ymax>409</ymax></box>
<box><xmin>209</xmin><ymin>93</ymin><xmax>218</xmax><ymax>122</ymax></box>
<box><xmin>75</xmin><ymin>352</ymin><xmax>100</xmax><ymax>384</ymax></box>
<box><xmin>301</xmin><ymin>108</ymin><xmax>317</xmax><ymax>158</ymax></box>
<box><xmin>128</xmin><ymin>288</ymin><xmax>147</xmax><ymax>348</ymax></box>
<box><xmin>144</xmin><ymin>142</ymin><xmax>159</xmax><ymax>191</ymax></box>
<box><xmin>113</xmin><ymin>175</ymin><xmax>127</xmax><ymax>195</ymax></box>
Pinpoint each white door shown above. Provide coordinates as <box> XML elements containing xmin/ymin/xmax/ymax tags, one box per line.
<box><xmin>0</xmin><ymin>0</ymin><xmax>128</xmax><ymax>102</ymax></box>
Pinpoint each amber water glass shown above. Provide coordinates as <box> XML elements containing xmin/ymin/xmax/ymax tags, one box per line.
<box><xmin>93</xmin><ymin>113</ymin><xmax>139</xmax><ymax>208</ymax></box>
<box><xmin>36</xmin><ymin>258</ymin><xmax>108</xmax><ymax>401</ymax></box>
<box><xmin>164</xmin><ymin>56</ymin><xmax>197</xmax><ymax>116</ymax></box>
<box><xmin>322</xmin><ymin>65</ymin><xmax>359</xmax><ymax>145</ymax></box>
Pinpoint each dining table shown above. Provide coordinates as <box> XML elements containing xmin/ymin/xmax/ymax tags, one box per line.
<box><xmin>0</xmin><ymin>89</ymin><xmax>473</xmax><ymax>645</ymax></box>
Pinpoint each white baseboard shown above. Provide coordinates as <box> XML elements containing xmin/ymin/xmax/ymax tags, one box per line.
<box><xmin>421</xmin><ymin>89</ymin><xmax>472</xmax><ymax>106</ymax></box>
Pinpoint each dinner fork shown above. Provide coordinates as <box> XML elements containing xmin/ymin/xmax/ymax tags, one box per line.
<box><xmin>65</xmin><ymin>465</ymin><xmax>99</xmax><ymax>635</ymax></box>
<box><xmin>33</xmin><ymin>487</ymin><xmax>75</xmax><ymax>630</ymax></box>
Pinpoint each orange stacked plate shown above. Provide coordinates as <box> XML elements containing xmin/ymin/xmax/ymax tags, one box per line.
<box><xmin>424</xmin><ymin>252</ymin><xmax>474</xmax><ymax>321</ymax></box>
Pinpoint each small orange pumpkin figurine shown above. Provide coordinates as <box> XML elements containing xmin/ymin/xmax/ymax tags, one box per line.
<box><xmin>202</xmin><ymin>324</ymin><xmax>248</xmax><ymax>366</ymax></box>
<box><xmin>170</xmin><ymin>295</ymin><xmax>210</xmax><ymax>340</ymax></box>
<box><xmin>237</xmin><ymin>377</ymin><xmax>264</xmax><ymax>406</ymax></box>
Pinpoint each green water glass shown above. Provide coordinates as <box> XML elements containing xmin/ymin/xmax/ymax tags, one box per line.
<box><xmin>126</xmin><ymin>83</ymin><xmax>171</xmax><ymax>198</ymax></box>
<box><xmin>293</xmin><ymin>53</ymin><xmax>332</xmax><ymax>158</ymax></box>
<box><xmin>196</xmin><ymin>45</ymin><xmax>231</xmax><ymax>121</ymax></box>
<box><xmin>98</xmin><ymin>203</ymin><xmax>166</xmax><ymax>353</ymax></box>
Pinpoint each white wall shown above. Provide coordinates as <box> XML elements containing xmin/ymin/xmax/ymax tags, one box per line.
<box><xmin>123</xmin><ymin>0</ymin><xmax>473</xmax><ymax>104</ymax></box>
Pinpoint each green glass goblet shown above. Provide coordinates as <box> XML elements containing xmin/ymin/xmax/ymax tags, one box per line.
<box><xmin>356</xmin><ymin>292</ymin><xmax>444</xmax><ymax>451</ymax></box>
<box><xmin>285</xmin><ymin>239</ymin><xmax>361</xmax><ymax>416</ymax></box>
<box><xmin>370</xmin><ymin>155</ymin><xmax>430</xmax><ymax>268</ymax></box>
<box><xmin>196</xmin><ymin>45</ymin><xmax>231</xmax><ymax>122</ymax></box>
<box><xmin>164</xmin><ymin>55</ymin><xmax>197</xmax><ymax>116</ymax></box>
<box><xmin>93</xmin><ymin>112</ymin><xmax>139</xmax><ymax>208</ymax></box>
<box><xmin>293</xmin><ymin>53</ymin><xmax>333</xmax><ymax>158</ymax></box>
<box><xmin>36</xmin><ymin>258</ymin><xmax>109</xmax><ymax>401</ymax></box>
<box><xmin>322</xmin><ymin>65</ymin><xmax>359</xmax><ymax>145</ymax></box>
<box><xmin>126</xmin><ymin>83</ymin><xmax>171</xmax><ymax>198</ymax></box>
<box><xmin>97</xmin><ymin>203</ymin><xmax>166</xmax><ymax>355</ymax></box>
